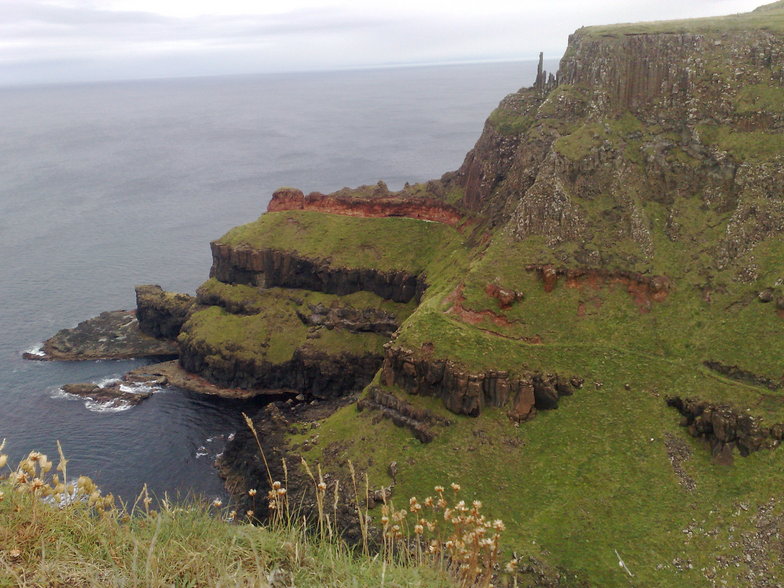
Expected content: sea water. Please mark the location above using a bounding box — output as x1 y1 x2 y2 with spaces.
0 60 550 501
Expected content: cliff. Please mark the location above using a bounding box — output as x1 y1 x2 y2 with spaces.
32 4 784 585
212 5 784 586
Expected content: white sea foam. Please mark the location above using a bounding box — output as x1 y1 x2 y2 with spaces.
51 387 80 401
23 344 46 357
84 399 132 413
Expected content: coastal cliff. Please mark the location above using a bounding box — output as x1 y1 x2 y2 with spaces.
33 4 784 585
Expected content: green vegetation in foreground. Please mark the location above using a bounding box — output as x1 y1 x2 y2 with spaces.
0 455 449 587
579 0 784 36
217 210 463 274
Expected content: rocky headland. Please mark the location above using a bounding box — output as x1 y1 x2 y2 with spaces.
29 3 784 585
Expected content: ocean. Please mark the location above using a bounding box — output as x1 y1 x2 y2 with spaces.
0 60 547 502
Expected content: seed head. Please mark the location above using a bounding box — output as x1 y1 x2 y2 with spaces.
272 481 282 490
450 483 460 492
211 498 223 508
248 488 257 496
414 524 424 535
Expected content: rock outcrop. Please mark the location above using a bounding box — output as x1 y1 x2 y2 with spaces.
356 385 453 442
296 303 399 336
135 285 198 340
381 345 583 418
667 396 784 463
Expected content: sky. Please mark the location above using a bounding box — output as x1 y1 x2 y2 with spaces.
0 0 767 85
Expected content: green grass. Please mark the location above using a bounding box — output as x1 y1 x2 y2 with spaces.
735 84 784 114
579 1 784 36
180 303 387 367
197 278 417 319
0 475 450 587
216 211 464 274
697 125 783 161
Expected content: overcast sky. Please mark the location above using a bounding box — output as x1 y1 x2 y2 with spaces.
0 0 766 85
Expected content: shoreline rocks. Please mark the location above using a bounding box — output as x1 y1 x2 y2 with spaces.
26 310 179 361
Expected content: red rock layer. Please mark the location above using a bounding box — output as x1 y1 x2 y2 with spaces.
267 188 463 226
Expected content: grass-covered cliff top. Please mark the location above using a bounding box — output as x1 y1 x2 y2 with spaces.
579 1 784 36
216 210 464 274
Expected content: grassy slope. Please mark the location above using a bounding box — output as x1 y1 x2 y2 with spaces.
580 0 784 36
181 284 402 366
217 210 463 274
277 5 784 586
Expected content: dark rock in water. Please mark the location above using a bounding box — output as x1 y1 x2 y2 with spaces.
135 284 198 339
27 310 179 361
61 379 155 409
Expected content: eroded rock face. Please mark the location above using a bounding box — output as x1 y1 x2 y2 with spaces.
381 345 582 418
135 285 198 339
666 396 784 463
267 187 463 226
210 243 426 304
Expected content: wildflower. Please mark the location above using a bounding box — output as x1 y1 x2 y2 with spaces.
472 500 482 509
380 515 389 525
30 478 45 492
9 549 21 560
505 559 519 573
14 472 28 485
277 488 286 496
424 496 434 507
272 481 282 490
228 510 237 520
414 524 424 534
212 498 223 508
246 510 255 518
0 454 7 468
493 519 505 531
317 481 327 491
450 483 460 492
28 451 41 462
0 491 4 502
248 488 257 496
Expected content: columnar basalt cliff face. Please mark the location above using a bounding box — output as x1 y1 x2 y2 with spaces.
209 243 425 304
267 187 464 226
381 345 583 418
177 341 380 398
